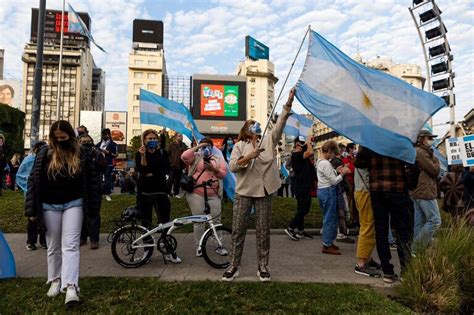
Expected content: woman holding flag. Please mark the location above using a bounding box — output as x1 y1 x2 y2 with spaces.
222 89 294 282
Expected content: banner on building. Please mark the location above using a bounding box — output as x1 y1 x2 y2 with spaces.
0 80 21 110
105 111 127 145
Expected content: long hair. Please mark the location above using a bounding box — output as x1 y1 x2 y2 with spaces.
47 120 81 179
237 120 256 142
10 153 21 165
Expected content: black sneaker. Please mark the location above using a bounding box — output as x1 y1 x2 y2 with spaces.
284 228 299 241
222 266 239 282
355 264 381 277
383 273 399 283
337 236 355 244
257 265 271 282
367 259 381 270
26 244 36 251
297 231 314 240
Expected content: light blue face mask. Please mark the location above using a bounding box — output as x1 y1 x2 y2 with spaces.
249 122 262 135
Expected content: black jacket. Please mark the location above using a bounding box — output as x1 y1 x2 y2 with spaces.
291 151 316 195
25 146 101 223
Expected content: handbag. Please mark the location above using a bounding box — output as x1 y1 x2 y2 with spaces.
180 157 205 193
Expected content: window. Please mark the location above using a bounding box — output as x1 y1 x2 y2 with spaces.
147 84 157 90
134 60 144 66
250 98 256 108
133 129 141 135
250 88 256 97
134 72 143 79
148 60 157 66
148 73 157 79
133 118 140 124
134 95 139 100
133 106 140 112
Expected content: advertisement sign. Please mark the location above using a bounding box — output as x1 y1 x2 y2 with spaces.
446 135 474 166
104 111 127 145
0 80 21 110
79 111 103 144
245 36 270 60
30 8 90 46
200 84 239 117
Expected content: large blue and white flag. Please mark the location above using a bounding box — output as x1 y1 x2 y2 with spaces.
140 89 204 142
284 112 313 140
296 30 446 163
68 3 106 53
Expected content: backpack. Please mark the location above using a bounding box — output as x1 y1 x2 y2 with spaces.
405 163 421 191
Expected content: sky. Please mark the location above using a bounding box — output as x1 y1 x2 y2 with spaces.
0 0 472 137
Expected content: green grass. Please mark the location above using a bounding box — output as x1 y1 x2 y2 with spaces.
0 190 323 233
0 278 410 314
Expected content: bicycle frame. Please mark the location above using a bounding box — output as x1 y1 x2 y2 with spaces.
130 214 225 250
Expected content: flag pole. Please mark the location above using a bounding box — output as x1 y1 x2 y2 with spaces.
260 25 311 143
56 0 65 121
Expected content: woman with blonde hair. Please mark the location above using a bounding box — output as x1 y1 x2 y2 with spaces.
8 152 22 190
181 137 227 257
25 120 100 305
222 89 294 282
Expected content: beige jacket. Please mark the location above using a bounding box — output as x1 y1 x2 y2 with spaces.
229 107 291 197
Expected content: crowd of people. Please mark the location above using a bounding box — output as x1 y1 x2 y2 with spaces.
1 88 473 305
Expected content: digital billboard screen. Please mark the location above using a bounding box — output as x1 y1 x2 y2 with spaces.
31 8 91 46
200 84 239 117
245 36 269 60
192 76 246 122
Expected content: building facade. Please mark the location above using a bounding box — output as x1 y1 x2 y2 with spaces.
235 58 278 131
126 19 166 145
91 67 105 110
21 43 99 148
0 49 4 80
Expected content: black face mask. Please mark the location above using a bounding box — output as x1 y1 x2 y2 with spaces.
102 136 109 141
78 131 85 137
82 143 93 149
57 141 71 150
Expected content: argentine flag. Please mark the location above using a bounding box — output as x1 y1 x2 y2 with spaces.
296 30 446 163
68 3 106 52
140 89 204 142
284 112 313 140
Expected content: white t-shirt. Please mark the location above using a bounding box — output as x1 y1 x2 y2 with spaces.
316 158 343 189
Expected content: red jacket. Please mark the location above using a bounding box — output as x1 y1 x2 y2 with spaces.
342 155 355 185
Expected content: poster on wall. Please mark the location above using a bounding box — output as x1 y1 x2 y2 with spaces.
80 111 103 144
104 111 127 145
446 135 474 166
0 80 21 110
200 84 239 117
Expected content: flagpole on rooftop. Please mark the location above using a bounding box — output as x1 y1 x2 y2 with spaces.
56 0 65 120
260 25 311 142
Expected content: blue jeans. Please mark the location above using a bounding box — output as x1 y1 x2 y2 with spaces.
412 198 441 251
318 186 338 247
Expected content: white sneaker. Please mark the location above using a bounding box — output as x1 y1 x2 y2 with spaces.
105 195 112 202
47 279 61 297
64 285 79 305
196 247 203 257
336 233 345 240
164 253 182 264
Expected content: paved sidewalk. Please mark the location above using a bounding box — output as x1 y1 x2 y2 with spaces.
5 233 400 287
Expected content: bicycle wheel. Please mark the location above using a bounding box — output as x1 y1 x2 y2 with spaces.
201 225 232 269
111 225 154 268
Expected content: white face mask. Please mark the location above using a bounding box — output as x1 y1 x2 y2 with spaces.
427 139 435 146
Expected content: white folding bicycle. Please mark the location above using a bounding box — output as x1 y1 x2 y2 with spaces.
111 179 232 269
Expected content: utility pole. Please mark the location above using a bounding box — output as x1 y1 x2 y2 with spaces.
31 0 46 145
